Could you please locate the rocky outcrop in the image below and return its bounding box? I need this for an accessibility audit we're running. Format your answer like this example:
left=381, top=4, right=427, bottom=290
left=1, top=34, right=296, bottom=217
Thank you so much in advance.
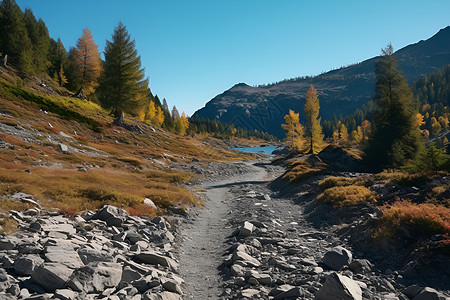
left=0, top=205, right=182, bottom=299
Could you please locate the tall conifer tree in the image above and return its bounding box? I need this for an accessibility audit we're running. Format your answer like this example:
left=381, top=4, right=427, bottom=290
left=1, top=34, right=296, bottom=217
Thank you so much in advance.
left=0, top=0, right=33, bottom=73
left=304, top=84, right=324, bottom=154
left=23, top=8, right=50, bottom=74
left=365, top=44, right=422, bottom=168
left=98, top=22, right=148, bottom=124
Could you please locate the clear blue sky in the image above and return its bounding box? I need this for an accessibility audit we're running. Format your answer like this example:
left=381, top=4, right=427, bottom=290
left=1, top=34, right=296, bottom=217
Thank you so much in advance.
left=16, top=0, right=450, bottom=116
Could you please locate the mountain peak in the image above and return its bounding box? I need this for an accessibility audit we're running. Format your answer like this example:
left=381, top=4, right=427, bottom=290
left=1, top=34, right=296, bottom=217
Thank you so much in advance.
left=193, top=27, right=450, bottom=138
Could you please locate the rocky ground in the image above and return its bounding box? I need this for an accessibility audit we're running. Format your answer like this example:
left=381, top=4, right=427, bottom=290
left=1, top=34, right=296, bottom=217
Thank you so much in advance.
left=0, top=158, right=449, bottom=299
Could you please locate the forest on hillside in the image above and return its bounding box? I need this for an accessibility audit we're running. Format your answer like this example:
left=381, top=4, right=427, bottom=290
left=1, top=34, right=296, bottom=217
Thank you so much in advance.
left=0, top=0, right=275, bottom=141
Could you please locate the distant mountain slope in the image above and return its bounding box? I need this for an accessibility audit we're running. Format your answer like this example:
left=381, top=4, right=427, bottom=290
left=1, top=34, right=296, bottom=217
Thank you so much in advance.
left=193, top=26, right=450, bottom=138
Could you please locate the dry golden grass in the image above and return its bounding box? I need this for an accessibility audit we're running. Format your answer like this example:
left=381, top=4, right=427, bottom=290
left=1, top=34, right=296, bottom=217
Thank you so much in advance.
left=318, top=176, right=366, bottom=190
left=0, top=217, right=18, bottom=235
left=317, top=185, right=377, bottom=207
left=0, top=78, right=255, bottom=222
left=282, top=160, right=327, bottom=182
left=375, top=200, right=450, bottom=244
left=376, top=170, right=432, bottom=187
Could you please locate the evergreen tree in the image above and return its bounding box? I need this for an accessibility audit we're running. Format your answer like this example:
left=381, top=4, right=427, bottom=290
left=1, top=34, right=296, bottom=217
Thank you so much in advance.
left=0, top=0, right=33, bottom=73
left=162, top=98, right=169, bottom=112
left=23, top=8, right=50, bottom=74
left=71, top=28, right=101, bottom=95
left=171, top=105, right=180, bottom=120
left=365, top=44, right=423, bottom=168
left=48, top=37, right=68, bottom=84
left=97, top=22, right=149, bottom=125
left=304, top=84, right=324, bottom=154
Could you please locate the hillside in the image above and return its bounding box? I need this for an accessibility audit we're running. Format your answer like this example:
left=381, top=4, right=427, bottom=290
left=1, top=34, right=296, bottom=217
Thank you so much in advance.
left=193, top=26, right=450, bottom=138
left=0, top=68, right=255, bottom=222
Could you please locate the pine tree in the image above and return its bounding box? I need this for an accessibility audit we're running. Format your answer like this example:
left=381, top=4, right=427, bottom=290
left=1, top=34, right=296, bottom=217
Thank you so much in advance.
left=0, top=0, right=33, bottom=73
left=23, top=8, right=50, bottom=74
left=48, top=38, right=68, bottom=83
left=281, top=109, right=306, bottom=152
left=171, top=105, right=180, bottom=120
left=71, top=28, right=101, bottom=95
left=304, top=84, right=324, bottom=154
left=365, top=44, right=423, bottom=168
left=162, top=98, right=169, bottom=112
left=97, top=22, right=149, bottom=125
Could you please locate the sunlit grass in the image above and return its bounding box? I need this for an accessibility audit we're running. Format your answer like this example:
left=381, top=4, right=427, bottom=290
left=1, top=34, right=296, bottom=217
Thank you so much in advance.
left=317, top=185, right=377, bottom=206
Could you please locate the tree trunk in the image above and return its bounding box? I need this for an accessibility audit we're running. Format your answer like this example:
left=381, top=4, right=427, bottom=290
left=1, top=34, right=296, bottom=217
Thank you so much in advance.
left=113, top=109, right=124, bottom=126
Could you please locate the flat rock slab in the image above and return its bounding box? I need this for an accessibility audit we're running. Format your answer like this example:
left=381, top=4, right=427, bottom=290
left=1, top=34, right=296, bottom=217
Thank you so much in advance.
left=135, top=252, right=179, bottom=271
left=31, top=263, right=74, bottom=292
left=44, top=248, right=84, bottom=269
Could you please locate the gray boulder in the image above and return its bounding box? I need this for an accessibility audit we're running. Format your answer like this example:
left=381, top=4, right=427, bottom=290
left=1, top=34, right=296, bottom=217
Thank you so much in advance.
left=78, top=248, right=113, bottom=265
left=66, top=262, right=122, bottom=293
left=232, top=251, right=261, bottom=267
left=239, top=221, right=254, bottom=237
left=135, top=252, right=179, bottom=271
left=95, top=205, right=129, bottom=225
left=143, top=291, right=182, bottom=300
left=322, top=246, right=353, bottom=270
left=54, top=288, right=78, bottom=300
left=274, top=287, right=306, bottom=300
left=315, top=272, right=362, bottom=300
left=412, top=287, right=444, bottom=300
left=44, top=247, right=84, bottom=269
left=31, top=263, right=74, bottom=292
left=13, top=255, right=44, bottom=275
left=349, top=259, right=372, bottom=274
left=0, top=269, right=11, bottom=292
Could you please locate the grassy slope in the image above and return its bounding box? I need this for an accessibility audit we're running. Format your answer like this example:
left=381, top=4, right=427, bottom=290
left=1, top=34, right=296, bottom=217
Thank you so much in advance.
left=0, top=71, right=253, bottom=226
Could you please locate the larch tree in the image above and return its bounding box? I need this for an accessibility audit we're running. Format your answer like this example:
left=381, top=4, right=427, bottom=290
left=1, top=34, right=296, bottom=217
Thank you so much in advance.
left=72, top=28, right=101, bottom=96
left=339, top=122, right=349, bottom=144
left=281, top=109, right=306, bottom=152
left=98, top=22, right=149, bottom=125
left=365, top=44, right=423, bottom=168
left=304, top=84, right=324, bottom=154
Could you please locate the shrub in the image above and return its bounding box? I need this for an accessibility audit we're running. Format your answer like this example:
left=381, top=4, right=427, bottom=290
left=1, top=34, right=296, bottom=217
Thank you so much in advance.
left=317, top=185, right=377, bottom=207
left=319, top=176, right=359, bottom=190
left=283, top=161, right=327, bottom=182
left=376, top=200, right=450, bottom=241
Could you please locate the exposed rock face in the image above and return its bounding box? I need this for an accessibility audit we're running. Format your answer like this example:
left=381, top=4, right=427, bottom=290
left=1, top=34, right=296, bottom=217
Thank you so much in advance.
left=193, top=27, right=450, bottom=138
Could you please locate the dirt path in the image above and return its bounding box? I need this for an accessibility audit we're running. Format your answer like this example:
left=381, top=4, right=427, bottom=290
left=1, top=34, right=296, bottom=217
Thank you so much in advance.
left=178, top=160, right=275, bottom=299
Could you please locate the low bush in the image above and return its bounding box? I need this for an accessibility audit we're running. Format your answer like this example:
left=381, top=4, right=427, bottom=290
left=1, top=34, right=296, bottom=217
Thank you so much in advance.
left=317, top=185, right=377, bottom=207
left=318, top=176, right=364, bottom=190
left=375, top=200, right=450, bottom=243
left=283, top=161, right=327, bottom=182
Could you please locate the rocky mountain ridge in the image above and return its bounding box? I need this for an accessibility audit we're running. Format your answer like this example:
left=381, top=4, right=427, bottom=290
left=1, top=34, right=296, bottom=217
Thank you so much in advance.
left=193, top=26, right=450, bottom=138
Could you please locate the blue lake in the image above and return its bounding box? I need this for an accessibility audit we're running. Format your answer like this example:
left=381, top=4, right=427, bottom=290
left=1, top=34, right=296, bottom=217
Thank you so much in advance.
left=231, top=145, right=278, bottom=155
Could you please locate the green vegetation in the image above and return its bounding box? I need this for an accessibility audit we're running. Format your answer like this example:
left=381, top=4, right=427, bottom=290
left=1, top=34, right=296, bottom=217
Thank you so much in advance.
left=97, top=22, right=149, bottom=125
left=365, top=44, right=423, bottom=168
left=189, top=117, right=277, bottom=141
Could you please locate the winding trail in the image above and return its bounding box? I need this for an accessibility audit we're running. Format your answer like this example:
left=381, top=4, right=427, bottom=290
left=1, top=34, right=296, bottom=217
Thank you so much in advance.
left=178, top=161, right=273, bottom=299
